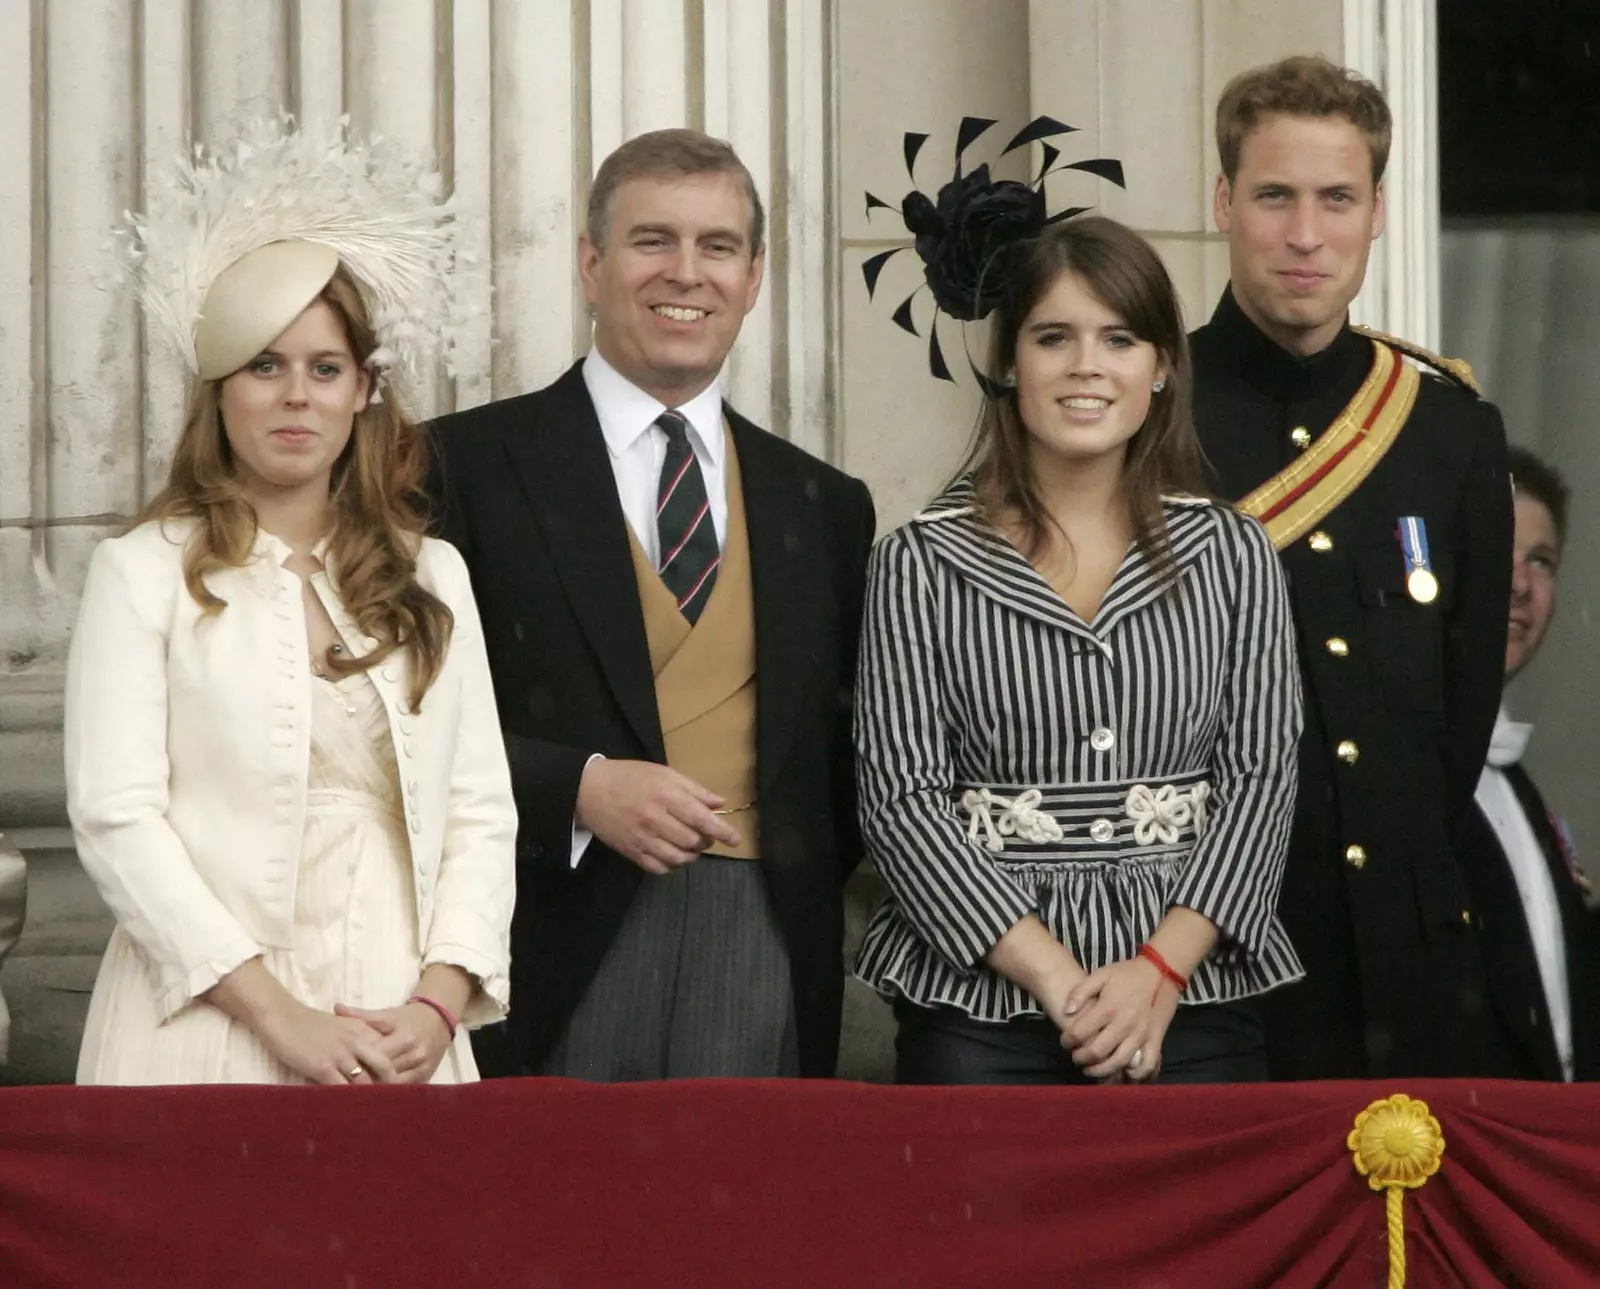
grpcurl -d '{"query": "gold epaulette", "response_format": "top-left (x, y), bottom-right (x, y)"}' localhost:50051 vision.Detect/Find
top-left (1351, 325), bottom-right (1482, 397)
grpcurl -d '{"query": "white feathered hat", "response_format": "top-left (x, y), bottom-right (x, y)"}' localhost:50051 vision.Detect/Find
top-left (118, 115), bottom-right (480, 383)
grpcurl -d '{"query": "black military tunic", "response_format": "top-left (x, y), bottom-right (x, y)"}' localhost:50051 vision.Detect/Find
top-left (1191, 286), bottom-right (1518, 1079)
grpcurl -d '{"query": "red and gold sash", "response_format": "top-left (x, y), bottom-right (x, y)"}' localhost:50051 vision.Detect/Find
top-left (1237, 339), bottom-right (1420, 551)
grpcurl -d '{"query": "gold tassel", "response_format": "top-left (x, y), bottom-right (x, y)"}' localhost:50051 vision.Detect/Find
top-left (1348, 1094), bottom-right (1447, 1289)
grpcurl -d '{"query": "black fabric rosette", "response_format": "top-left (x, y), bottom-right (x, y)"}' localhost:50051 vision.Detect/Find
top-left (901, 165), bottom-right (1046, 322)
top-left (862, 116), bottom-right (1126, 384)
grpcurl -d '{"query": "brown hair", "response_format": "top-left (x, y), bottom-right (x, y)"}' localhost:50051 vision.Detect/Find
top-left (1509, 445), bottom-right (1570, 546)
top-left (961, 216), bottom-right (1208, 580)
top-left (586, 128), bottom-right (765, 256)
top-left (139, 264), bottom-right (453, 711)
top-left (1216, 55), bottom-right (1392, 184)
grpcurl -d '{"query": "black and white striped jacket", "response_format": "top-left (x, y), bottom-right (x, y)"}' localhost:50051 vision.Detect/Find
top-left (854, 475), bottom-right (1305, 1020)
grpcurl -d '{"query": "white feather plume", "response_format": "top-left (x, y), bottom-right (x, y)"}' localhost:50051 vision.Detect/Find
top-left (117, 115), bottom-right (485, 382)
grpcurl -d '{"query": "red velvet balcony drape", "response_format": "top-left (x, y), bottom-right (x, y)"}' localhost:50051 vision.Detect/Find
top-left (0, 1078), bottom-right (1596, 1288)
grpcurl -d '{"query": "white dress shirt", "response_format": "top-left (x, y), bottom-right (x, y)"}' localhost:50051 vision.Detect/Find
top-left (582, 348), bottom-right (728, 561)
top-left (569, 350), bottom-right (729, 865)
top-left (1475, 707), bottom-right (1573, 1080)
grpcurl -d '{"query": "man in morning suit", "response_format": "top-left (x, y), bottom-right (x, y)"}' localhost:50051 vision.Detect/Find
top-left (1459, 448), bottom-right (1599, 1080)
top-left (430, 129), bottom-right (875, 1079)
top-left (1190, 55), bottom-right (1518, 1078)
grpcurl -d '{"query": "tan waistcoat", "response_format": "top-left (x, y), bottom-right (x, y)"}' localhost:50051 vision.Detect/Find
top-left (627, 427), bottom-right (760, 859)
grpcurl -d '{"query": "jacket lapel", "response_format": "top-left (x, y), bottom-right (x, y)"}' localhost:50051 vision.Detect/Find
top-left (1506, 764), bottom-right (1599, 1071)
top-left (913, 476), bottom-right (1103, 645)
top-left (735, 415), bottom-right (810, 785)
top-left (1088, 501), bottom-right (1211, 636)
top-left (502, 362), bottom-right (664, 759)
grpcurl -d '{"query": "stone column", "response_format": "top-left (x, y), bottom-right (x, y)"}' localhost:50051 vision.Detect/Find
top-left (1346, 0), bottom-right (1441, 347)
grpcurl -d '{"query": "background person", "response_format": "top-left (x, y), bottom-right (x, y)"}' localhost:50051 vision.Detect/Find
top-left (1459, 447), bottom-right (1600, 1081)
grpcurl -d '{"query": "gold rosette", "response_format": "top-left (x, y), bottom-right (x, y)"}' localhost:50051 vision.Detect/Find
top-left (1349, 1094), bottom-right (1446, 1288)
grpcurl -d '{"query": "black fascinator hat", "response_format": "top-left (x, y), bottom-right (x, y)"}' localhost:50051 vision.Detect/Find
top-left (862, 116), bottom-right (1126, 384)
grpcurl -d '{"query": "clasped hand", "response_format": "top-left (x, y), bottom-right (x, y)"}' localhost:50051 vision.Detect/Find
top-left (1055, 955), bottom-right (1180, 1082)
top-left (261, 998), bottom-right (455, 1085)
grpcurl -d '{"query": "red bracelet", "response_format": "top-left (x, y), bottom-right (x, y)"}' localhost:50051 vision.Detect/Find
top-left (408, 993), bottom-right (460, 1039)
top-left (1138, 943), bottom-right (1189, 995)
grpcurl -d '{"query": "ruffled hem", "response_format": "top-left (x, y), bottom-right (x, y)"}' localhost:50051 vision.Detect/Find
top-left (856, 858), bottom-right (1303, 1021)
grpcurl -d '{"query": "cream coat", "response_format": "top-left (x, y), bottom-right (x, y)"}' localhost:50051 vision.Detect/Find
top-left (64, 518), bottom-right (516, 1024)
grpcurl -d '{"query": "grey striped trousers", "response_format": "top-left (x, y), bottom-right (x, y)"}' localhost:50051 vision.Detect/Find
top-left (543, 856), bottom-right (799, 1080)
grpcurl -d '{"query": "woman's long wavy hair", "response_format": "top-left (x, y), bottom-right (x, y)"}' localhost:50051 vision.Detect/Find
top-left (139, 264), bottom-right (453, 711)
top-left (959, 215), bottom-right (1209, 583)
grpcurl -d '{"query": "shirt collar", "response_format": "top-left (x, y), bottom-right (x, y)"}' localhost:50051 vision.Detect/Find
top-left (1487, 705), bottom-right (1534, 768)
top-left (1203, 284), bottom-right (1371, 405)
top-left (583, 348), bottom-right (726, 466)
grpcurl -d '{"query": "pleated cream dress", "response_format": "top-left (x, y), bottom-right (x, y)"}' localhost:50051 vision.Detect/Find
top-left (77, 671), bottom-right (478, 1085)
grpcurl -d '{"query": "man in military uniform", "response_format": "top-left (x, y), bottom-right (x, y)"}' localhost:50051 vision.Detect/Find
top-left (1191, 55), bottom-right (1517, 1078)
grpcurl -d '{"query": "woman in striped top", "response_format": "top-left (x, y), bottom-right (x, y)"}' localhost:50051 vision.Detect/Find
top-left (855, 217), bottom-right (1303, 1084)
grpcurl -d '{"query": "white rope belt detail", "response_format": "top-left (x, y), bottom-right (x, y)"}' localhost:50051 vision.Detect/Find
top-left (1124, 782), bottom-right (1210, 846)
top-left (960, 788), bottom-right (1065, 852)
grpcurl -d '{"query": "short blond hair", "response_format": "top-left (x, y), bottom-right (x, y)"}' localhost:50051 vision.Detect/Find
top-left (1216, 55), bottom-right (1392, 184)
top-left (586, 128), bottom-right (765, 255)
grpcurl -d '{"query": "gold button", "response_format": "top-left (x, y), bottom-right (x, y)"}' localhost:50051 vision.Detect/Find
top-left (1308, 530), bottom-right (1333, 553)
top-left (1336, 739), bottom-right (1359, 765)
top-left (1345, 844), bottom-right (1367, 869)
top-left (1325, 637), bottom-right (1349, 657)
top-left (1291, 426), bottom-right (1312, 449)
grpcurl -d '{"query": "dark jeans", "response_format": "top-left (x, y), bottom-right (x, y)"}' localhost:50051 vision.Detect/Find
top-left (894, 997), bottom-right (1268, 1086)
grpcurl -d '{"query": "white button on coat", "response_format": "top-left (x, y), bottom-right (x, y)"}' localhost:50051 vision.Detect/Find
top-left (1090, 727), bottom-right (1115, 752)
top-left (1089, 818), bottom-right (1115, 843)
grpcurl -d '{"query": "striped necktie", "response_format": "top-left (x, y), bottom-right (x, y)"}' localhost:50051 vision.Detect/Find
top-left (654, 409), bottom-right (719, 623)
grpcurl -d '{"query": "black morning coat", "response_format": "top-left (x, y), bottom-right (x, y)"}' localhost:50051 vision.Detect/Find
top-left (1191, 287), bottom-right (1518, 1079)
top-left (1459, 762), bottom-right (1600, 1081)
top-left (428, 361), bottom-right (875, 1078)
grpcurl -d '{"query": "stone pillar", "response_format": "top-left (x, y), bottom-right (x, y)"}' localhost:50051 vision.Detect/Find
top-left (1345, 0), bottom-right (1440, 347)
top-left (0, 0), bottom-right (831, 829)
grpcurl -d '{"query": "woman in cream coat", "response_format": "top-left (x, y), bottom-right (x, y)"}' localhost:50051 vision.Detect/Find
top-left (66, 125), bottom-right (515, 1086)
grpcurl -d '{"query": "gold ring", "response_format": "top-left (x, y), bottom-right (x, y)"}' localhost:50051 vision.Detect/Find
top-left (346, 1065), bottom-right (364, 1079)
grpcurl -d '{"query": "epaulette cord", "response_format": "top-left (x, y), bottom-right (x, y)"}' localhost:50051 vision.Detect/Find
top-left (1352, 324), bottom-right (1482, 397)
